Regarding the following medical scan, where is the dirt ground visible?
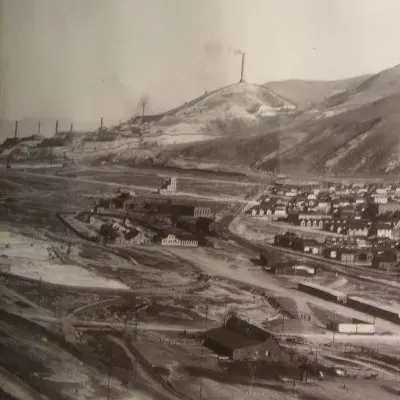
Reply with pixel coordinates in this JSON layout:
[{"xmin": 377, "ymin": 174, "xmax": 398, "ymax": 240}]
[{"xmin": 2, "ymin": 169, "xmax": 400, "ymax": 400}]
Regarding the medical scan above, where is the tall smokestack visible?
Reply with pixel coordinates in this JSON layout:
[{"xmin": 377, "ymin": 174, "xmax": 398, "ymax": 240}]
[
  {"xmin": 70, "ymin": 122, "xmax": 73, "ymax": 135},
  {"xmin": 38, "ymin": 121, "xmax": 41, "ymax": 135},
  {"xmin": 14, "ymin": 121, "xmax": 18, "ymax": 138},
  {"xmin": 240, "ymin": 53, "xmax": 246, "ymax": 83},
  {"xmin": 55, "ymin": 120, "xmax": 59, "ymax": 135}
]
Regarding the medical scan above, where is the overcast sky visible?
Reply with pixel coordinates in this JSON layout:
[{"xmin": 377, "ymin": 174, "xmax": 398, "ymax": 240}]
[{"xmin": 1, "ymin": 0, "xmax": 400, "ymax": 136}]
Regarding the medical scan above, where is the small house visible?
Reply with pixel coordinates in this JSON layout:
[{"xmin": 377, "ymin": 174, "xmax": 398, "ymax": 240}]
[
  {"xmin": 337, "ymin": 249, "xmax": 355, "ymax": 264},
  {"xmin": 348, "ymin": 220, "xmax": 369, "ymax": 237},
  {"xmin": 354, "ymin": 249, "xmax": 374, "ymax": 266},
  {"xmin": 372, "ymin": 250, "xmax": 399, "ymax": 272},
  {"xmin": 372, "ymin": 223, "xmax": 394, "ymax": 240},
  {"xmin": 292, "ymin": 238, "xmax": 321, "ymax": 254},
  {"xmin": 299, "ymin": 213, "xmax": 331, "ymax": 230}
]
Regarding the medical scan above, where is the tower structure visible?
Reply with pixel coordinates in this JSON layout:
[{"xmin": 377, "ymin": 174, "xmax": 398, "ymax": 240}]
[{"xmin": 240, "ymin": 53, "xmax": 246, "ymax": 83}]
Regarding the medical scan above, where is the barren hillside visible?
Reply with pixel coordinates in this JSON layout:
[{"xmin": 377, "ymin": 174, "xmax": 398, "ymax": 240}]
[
  {"xmin": 321, "ymin": 63, "xmax": 400, "ymax": 112},
  {"xmin": 152, "ymin": 82, "xmax": 297, "ymax": 145},
  {"xmin": 265, "ymin": 75, "xmax": 370, "ymax": 110},
  {"xmin": 277, "ymin": 94, "xmax": 400, "ymax": 174}
]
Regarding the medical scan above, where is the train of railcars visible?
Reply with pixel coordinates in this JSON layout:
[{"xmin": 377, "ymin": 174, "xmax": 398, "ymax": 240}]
[
  {"xmin": 298, "ymin": 282, "xmax": 347, "ymax": 303},
  {"xmin": 297, "ymin": 282, "xmax": 400, "ymax": 324},
  {"xmin": 346, "ymin": 296, "xmax": 400, "ymax": 323}
]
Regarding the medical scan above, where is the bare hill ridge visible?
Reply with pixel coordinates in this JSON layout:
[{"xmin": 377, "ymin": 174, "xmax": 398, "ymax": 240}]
[
  {"xmin": 321, "ymin": 64, "xmax": 400, "ymax": 111},
  {"xmin": 264, "ymin": 75, "xmax": 371, "ymax": 110}
]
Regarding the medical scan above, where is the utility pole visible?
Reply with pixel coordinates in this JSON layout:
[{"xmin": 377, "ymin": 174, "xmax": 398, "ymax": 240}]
[
  {"xmin": 107, "ymin": 367, "xmax": 111, "ymax": 400},
  {"xmin": 100, "ymin": 117, "xmax": 104, "ymax": 140},
  {"xmin": 332, "ymin": 309, "xmax": 336, "ymax": 343},
  {"xmin": 205, "ymin": 300, "xmax": 208, "ymax": 329},
  {"xmin": 124, "ymin": 314, "xmax": 128, "ymax": 335},
  {"xmin": 38, "ymin": 276, "xmax": 42, "ymax": 306},
  {"xmin": 134, "ymin": 312, "xmax": 138, "ymax": 339}
]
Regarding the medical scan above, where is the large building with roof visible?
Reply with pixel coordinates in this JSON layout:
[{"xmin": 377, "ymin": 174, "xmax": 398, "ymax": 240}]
[{"xmin": 203, "ymin": 316, "xmax": 292, "ymax": 362}]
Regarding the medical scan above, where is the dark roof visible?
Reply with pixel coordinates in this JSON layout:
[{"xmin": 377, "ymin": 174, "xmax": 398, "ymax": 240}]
[
  {"xmin": 300, "ymin": 238, "xmax": 321, "ymax": 246},
  {"xmin": 204, "ymin": 327, "xmax": 260, "ymax": 350},
  {"xmin": 375, "ymin": 250, "xmax": 397, "ymax": 262},
  {"xmin": 204, "ymin": 316, "xmax": 273, "ymax": 351},
  {"xmin": 376, "ymin": 223, "xmax": 393, "ymax": 230},
  {"xmin": 225, "ymin": 316, "xmax": 272, "ymax": 342},
  {"xmin": 349, "ymin": 220, "xmax": 369, "ymax": 230}
]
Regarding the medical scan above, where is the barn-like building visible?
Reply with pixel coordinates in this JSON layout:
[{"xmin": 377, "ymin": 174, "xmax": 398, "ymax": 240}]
[{"xmin": 203, "ymin": 316, "xmax": 292, "ymax": 363}]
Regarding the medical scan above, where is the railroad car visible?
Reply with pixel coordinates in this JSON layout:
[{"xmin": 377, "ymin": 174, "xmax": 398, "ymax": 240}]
[
  {"xmin": 298, "ymin": 282, "xmax": 347, "ymax": 303},
  {"xmin": 346, "ymin": 296, "xmax": 400, "ymax": 323}
]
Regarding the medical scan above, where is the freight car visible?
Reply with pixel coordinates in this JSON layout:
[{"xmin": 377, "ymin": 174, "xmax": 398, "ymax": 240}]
[
  {"xmin": 298, "ymin": 282, "xmax": 347, "ymax": 303},
  {"xmin": 346, "ymin": 296, "xmax": 400, "ymax": 323}
]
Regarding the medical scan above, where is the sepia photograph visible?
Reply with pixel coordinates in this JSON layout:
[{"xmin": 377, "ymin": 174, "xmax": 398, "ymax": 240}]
[{"xmin": 2, "ymin": 0, "xmax": 400, "ymax": 399}]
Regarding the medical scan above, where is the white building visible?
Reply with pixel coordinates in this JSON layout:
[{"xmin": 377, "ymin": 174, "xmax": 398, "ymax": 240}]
[
  {"xmin": 376, "ymin": 225, "xmax": 393, "ymax": 239},
  {"xmin": 161, "ymin": 234, "xmax": 198, "ymax": 247},
  {"xmin": 194, "ymin": 207, "xmax": 213, "ymax": 218},
  {"xmin": 373, "ymin": 195, "xmax": 388, "ymax": 204},
  {"xmin": 159, "ymin": 177, "xmax": 178, "ymax": 195}
]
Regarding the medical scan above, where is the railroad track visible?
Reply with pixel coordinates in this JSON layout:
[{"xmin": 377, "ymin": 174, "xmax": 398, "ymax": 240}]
[{"xmin": 220, "ymin": 219, "xmax": 400, "ymax": 289}]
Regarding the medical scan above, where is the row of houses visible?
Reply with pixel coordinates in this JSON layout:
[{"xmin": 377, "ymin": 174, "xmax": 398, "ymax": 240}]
[
  {"xmin": 274, "ymin": 232, "xmax": 400, "ymax": 271},
  {"xmin": 249, "ymin": 184, "xmax": 400, "ymax": 240}
]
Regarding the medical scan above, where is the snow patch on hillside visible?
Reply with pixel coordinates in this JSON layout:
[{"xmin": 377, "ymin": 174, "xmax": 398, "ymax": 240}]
[{"xmin": 0, "ymin": 231, "xmax": 130, "ymax": 290}]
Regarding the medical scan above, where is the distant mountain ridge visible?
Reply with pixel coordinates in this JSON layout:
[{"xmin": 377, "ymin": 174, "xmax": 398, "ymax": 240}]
[{"xmin": 264, "ymin": 75, "xmax": 371, "ymax": 110}]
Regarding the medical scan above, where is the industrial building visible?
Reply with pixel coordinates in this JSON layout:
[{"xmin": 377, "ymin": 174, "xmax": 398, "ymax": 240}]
[{"xmin": 203, "ymin": 316, "xmax": 292, "ymax": 362}]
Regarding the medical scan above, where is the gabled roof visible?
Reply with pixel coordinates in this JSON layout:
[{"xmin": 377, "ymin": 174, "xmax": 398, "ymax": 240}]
[
  {"xmin": 204, "ymin": 316, "xmax": 274, "ymax": 351},
  {"xmin": 225, "ymin": 316, "xmax": 272, "ymax": 342}
]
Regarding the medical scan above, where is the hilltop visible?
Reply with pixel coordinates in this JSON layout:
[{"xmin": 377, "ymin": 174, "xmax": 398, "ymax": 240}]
[{"xmin": 151, "ymin": 82, "xmax": 297, "ymax": 145}]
